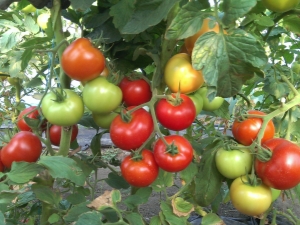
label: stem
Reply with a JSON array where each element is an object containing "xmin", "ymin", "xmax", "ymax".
[
  {"xmin": 40, "ymin": 202, "xmax": 54, "ymax": 225},
  {"xmin": 285, "ymin": 110, "xmax": 292, "ymax": 140},
  {"xmin": 56, "ymin": 126, "xmax": 72, "ymax": 156}
]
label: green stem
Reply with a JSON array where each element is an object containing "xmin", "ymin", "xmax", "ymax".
[
  {"xmin": 40, "ymin": 202, "xmax": 54, "ymax": 225},
  {"xmin": 285, "ymin": 110, "xmax": 292, "ymax": 140},
  {"xmin": 56, "ymin": 126, "xmax": 72, "ymax": 156}
]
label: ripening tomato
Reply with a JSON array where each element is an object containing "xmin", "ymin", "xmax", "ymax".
[
  {"xmin": 255, "ymin": 138, "xmax": 300, "ymax": 190},
  {"xmin": 232, "ymin": 110, "xmax": 275, "ymax": 146},
  {"xmin": 153, "ymin": 135, "xmax": 193, "ymax": 172},
  {"xmin": 110, "ymin": 107, "xmax": 154, "ymax": 151},
  {"xmin": 230, "ymin": 175, "xmax": 272, "ymax": 216},
  {"xmin": 215, "ymin": 145, "xmax": 252, "ymax": 179},
  {"xmin": 155, "ymin": 94, "xmax": 196, "ymax": 131},
  {"xmin": 262, "ymin": 0, "xmax": 300, "ymax": 13},
  {"xmin": 196, "ymin": 87, "xmax": 224, "ymax": 111},
  {"xmin": 164, "ymin": 53, "xmax": 204, "ymax": 94},
  {"xmin": 17, "ymin": 106, "xmax": 44, "ymax": 132},
  {"xmin": 1, "ymin": 131, "xmax": 43, "ymax": 168},
  {"xmin": 121, "ymin": 149, "xmax": 159, "ymax": 187},
  {"xmin": 185, "ymin": 18, "xmax": 221, "ymax": 55},
  {"xmin": 49, "ymin": 124, "xmax": 78, "ymax": 146},
  {"xmin": 119, "ymin": 77, "xmax": 152, "ymax": 106},
  {"xmin": 61, "ymin": 38, "xmax": 106, "ymax": 82}
]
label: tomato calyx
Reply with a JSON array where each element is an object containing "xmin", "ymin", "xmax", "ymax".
[
  {"xmin": 120, "ymin": 108, "xmax": 133, "ymax": 123},
  {"xmin": 241, "ymin": 173, "xmax": 262, "ymax": 187},
  {"xmin": 166, "ymin": 141, "xmax": 179, "ymax": 155},
  {"xmin": 166, "ymin": 93, "xmax": 183, "ymax": 106},
  {"xmin": 130, "ymin": 150, "xmax": 143, "ymax": 161},
  {"xmin": 50, "ymin": 88, "xmax": 68, "ymax": 103},
  {"xmin": 256, "ymin": 146, "xmax": 272, "ymax": 162}
]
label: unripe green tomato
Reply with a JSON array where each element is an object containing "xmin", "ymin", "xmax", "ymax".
[
  {"xmin": 92, "ymin": 111, "xmax": 119, "ymax": 129},
  {"xmin": 292, "ymin": 62, "xmax": 300, "ymax": 74},
  {"xmin": 271, "ymin": 188, "xmax": 281, "ymax": 202},
  {"xmin": 196, "ymin": 87, "xmax": 224, "ymax": 111},
  {"xmin": 187, "ymin": 93, "xmax": 203, "ymax": 115},
  {"xmin": 262, "ymin": 0, "xmax": 300, "ymax": 13},
  {"xmin": 21, "ymin": 4, "xmax": 36, "ymax": 13},
  {"xmin": 37, "ymin": 13, "xmax": 51, "ymax": 30}
]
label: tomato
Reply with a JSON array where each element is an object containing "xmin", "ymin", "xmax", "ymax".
[
  {"xmin": 232, "ymin": 110, "xmax": 275, "ymax": 146},
  {"xmin": 262, "ymin": 0, "xmax": 300, "ymax": 13},
  {"xmin": 185, "ymin": 18, "xmax": 221, "ymax": 55},
  {"xmin": 17, "ymin": 106, "xmax": 44, "ymax": 132},
  {"xmin": 196, "ymin": 87, "xmax": 224, "ymax": 111},
  {"xmin": 271, "ymin": 188, "xmax": 281, "ymax": 202},
  {"xmin": 119, "ymin": 77, "xmax": 152, "ymax": 106},
  {"xmin": 21, "ymin": 4, "xmax": 36, "ymax": 13},
  {"xmin": 61, "ymin": 38, "xmax": 106, "ymax": 82},
  {"xmin": 83, "ymin": 77, "xmax": 122, "ymax": 114},
  {"xmin": 292, "ymin": 62, "xmax": 300, "ymax": 74},
  {"xmin": 121, "ymin": 150, "xmax": 159, "ymax": 187},
  {"xmin": 230, "ymin": 176, "xmax": 272, "ymax": 216},
  {"xmin": 156, "ymin": 94, "xmax": 196, "ymax": 131},
  {"xmin": 92, "ymin": 111, "xmax": 118, "ymax": 129},
  {"xmin": 100, "ymin": 67, "xmax": 109, "ymax": 77},
  {"xmin": 49, "ymin": 124, "xmax": 78, "ymax": 146},
  {"xmin": 255, "ymin": 138, "xmax": 300, "ymax": 190},
  {"xmin": 110, "ymin": 107, "xmax": 154, "ymax": 151},
  {"xmin": 37, "ymin": 13, "xmax": 50, "ymax": 30},
  {"xmin": 215, "ymin": 145, "xmax": 252, "ymax": 179},
  {"xmin": 0, "ymin": 151, "xmax": 4, "ymax": 172},
  {"xmin": 187, "ymin": 92, "xmax": 203, "ymax": 115},
  {"xmin": 1, "ymin": 131, "xmax": 42, "ymax": 169},
  {"xmin": 41, "ymin": 89, "xmax": 84, "ymax": 126},
  {"xmin": 153, "ymin": 135, "xmax": 193, "ymax": 172},
  {"xmin": 164, "ymin": 53, "xmax": 204, "ymax": 94}
]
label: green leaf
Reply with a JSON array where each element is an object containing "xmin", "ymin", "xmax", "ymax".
[
  {"xmin": 14, "ymin": 191, "xmax": 36, "ymax": 207},
  {"xmin": 160, "ymin": 201, "xmax": 188, "ymax": 225},
  {"xmin": 179, "ymin": 162, "xmax": 198, "ymax": 184},
  {"xmin": 91, "ymin": 131, "xmax": 108, "ymax": 156},
  {"xmin": 24, "ymin": 77, "xmax": 44, "ymax": 88},
  {"xmin": 149, "ymin": 216, "xmax": 161, "ymax": 225},
  {"xmin": 21, "ymin": 48, "xmax": 33, "ymax": 71},
  {"xmin": 38, "ymin": 156, "xmax": 86, "ymax": 186},
  {"xmin": 222, "ymin": 0, "xmax": 257, "ymax": 26},
  {"xmin": 31, "ymin": 184, "xmax": 61, "ymax": 206},
  {"xmin": 254, "ymin": 15, "xmax": 274, "ymax": 27},
  {"xmin": 165, "ymin": 1, "xmax": 210, "ymax": 40},
  {"xmin": 192, "ymin": 29, "xmax": 267, "ymax": 97},
  {"xmin": 7, "ymin": 162, "xmax": 43, "ymax": 184},
  {"xmin": 0, "ymin": 191, "xmax": 19, "ymax": 212},
  {"xmin": 24, "ymin": 15, "xmax": 39, "ymax": 34},
  {"xmin": 66, "ymin": 193, "xmax": 86, "ymax": 205},
  {"xmin": 202, "ymin": 213, "xmax": 223, "ymax": 225},
  {"xmin": 75, "ymin": 211, "xmax": 103, "ymax": 225},
  {"xmin": 111, "ymin": 189, "xmax": 122, "ymax": 205},
  {"xmin": 19, "ymin": 37, "xmax": 51, "ymax": 48},
  {"xmin": 105, "ymin": 172, "xmax": 130, "ymax": 189},
  {"xmin": 283, "ymin": 15, "xmax": 300, "ymax": 35},
  {"xmin": 78, "ymin": 113, "xmax": 99, "ymax": 130},
  {"xmin": 151, "ymin": 169, "xmax": 174, "ymax": 192},
  {"xmin": 84, "ymin": 10, "xmax": 111, "ymax": 29},
  {"xmin": 110, "ymin": 0, "xmax": 179, "ymax": 34},
  {"xmin": 125, "ymin": 212, "xmax": 145, "ymax": 225},
  {"xmin": 123, "ymin": 187, "xmax": 152, "ymax": 210},
  {"xmin": 172, "ymin": 197, "xmax": 194, "ymax": 217},
  {"xmin": 0, "ymin": 211, "xmax": 5, "ymax": 224},
  {"xmin": 263, "ymin": 74, "xmax": 289, "ymax": 98},
  {"xmin": 48, "ymin": 213, "xmax": 61, "ymax": 224},
  {"xmin": 63, "ymin": 201, "xmax": 92, "ymax": 223},
  {"xmin": 62, "ymin": 8, "xmax": 82, "ymax": 24},
  {"xmin": 0, "ymin": 28, "xmax": 23, "ymax": 53},
  {"xmin": 70, "ymin": 0, "xmax": 95, "ymax": 11}
]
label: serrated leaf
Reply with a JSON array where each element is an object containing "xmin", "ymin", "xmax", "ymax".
[
  {"xmin": 0, "ymin": 28, "xmax": 23, "ymax": 53},
  {"xmin": 160, "ymin": 201, "xmax": 188, "ymax": 225},
  {"xmin": 21, "ymin": 48, "xmax": 33, "ymax": 71},
  {"xmin": 151, "ymin": 169, "xmax": 173, "ymax": 192},
  {"xmin": 7, "ymin": 162, "xmax": 43, "ymax": 184},
  {"xmin": 165, "ymin": 1, "xmax": 210, "ymax": 40},
  {"xmin": 31, "ymin": 183, "xmax": 61, "ymax": 206},
  {"xmin": 125, "ymin": 212, "xmax": 145, "ymax": 225},
  {"xmin": 192, "ymin": 29, "xmax": 267, "ymax": 97},
  {"xmin": 38, "ymin": 156, "xmax": 86, "ymax": 186},
  {"xmin": 75, "ymin": 211, "xmax": 103, "ymax": 225},
  {"xmin": 222, "ymin": 0, "xmax": 257, "ymax": 26},
  {"xmin": 24, "ymin": 15, "xmax": 39, "ymax": 34},
  {"xmin": 171, "ymin": 197, "xmax": 194, "ymax": 217},
  {"xmin": 263, "ymin": 75, "xmax": 289, "ymax": 98},
  {"xmin": 70, "ymin": 0, "xmax": 95, "ymax": 11},
  {"xmin": 123, "ymin": 187, "xmax": 152, "ymax": 209},
  {"xmin": 110, "ymin": 0, "xmax": 179, "ymax": 34},
  {"xmin": 24, "ymin": 77, "xmax": 44, "ymax": 88}
]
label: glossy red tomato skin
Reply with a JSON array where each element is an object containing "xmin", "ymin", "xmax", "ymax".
[
  {"xmin": 153, "ymin": 135, "xmax": 193, "ymax": 172},
  {"xmin": 232, "ymin": 110, "xmax": 275, "ymax": 146},
  {"xmin": 255, "ymin": 138, "xmax": 300, "ymax": 190},
  {"xmin": 155, "ymin": 94, "xmax": 196, "ymax": 131},
  {"xmin": 1, "ymin": 131, "xmax": 43, "ymax": 168},
  {"xmin": 119, "ymin": 77, "xmax": 152, "ymax": 106},
  {"xmin": 0, "ymin": 150, "xmax": 4, "ymax": 172},
  {"xmin": 49, "ymin": 124, "xmax": 79, "ymax": 146},
  {"xmin": 61, "ymin": 38, "xmax": 105, "ymax": 82},
  {"xmin": 17, "ymin": 106, "xmax": 40, "ymax": 131},
  {"xmin": 121, "ymin": 149, "xmax": 159, "ymax": 187},
  {"xmin": 110, "ymin": 107, "xmax": 154, "ymax": 151}
]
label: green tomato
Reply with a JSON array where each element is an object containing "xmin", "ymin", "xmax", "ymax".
[
  {"xmin": 196, "ymin": 87, "xmax": 224, "ymax": 111},
  {"xmin": 271, "ymin": 188, "xmax": 281, "ymax": 202},
  {"xmin": 21, "ymin": 4, "xmax": 36, "ymax": 13},
  {"xmin": 292, "ymin": 62, "xmax": 300, "ymax": 74},
  {"xmin": 83, "ymin": 77, "xmax": 122, "ymax": 114},
  {"xmin": 92, "ymin": 111, "xmax": 119, "ymax": 129},
  {"xmin": 41, "ymin": 89, "xmax": 84, "ymax": 126},
  {"xmin": 188, "ymin": 93, "xmax": 203, "ymax": 115},
  {"xmin": 262, "ymin": 0, "xmax": 300, "ymax": 13},
  {"xmin": 215, "ymin": 145, "xmax": 252, "ymax": 179}
]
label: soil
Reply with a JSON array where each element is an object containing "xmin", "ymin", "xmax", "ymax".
[{"xmin": 76, "ymin": 126, "xmax": 300, "ymax": 225}]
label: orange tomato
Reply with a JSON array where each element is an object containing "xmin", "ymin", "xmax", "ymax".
[
  {"xmin": 164, "ymin": 53, "xmax": 204, "ymax": 94},
  {"xmin": 100, "ymin": 67, "xmax": 109, "ymax": 77}
]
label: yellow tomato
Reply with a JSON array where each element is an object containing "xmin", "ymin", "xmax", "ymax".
[{"xmin": 262, "ymin": 0, "xmax": 300, "ymax": 12}]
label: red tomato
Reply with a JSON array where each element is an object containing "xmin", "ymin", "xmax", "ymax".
[
  {"xmin": 153, "ymin": 135, "xmax": 193, "ymax": 172},
  {"xmin": 255, "ymin": 138, "xmax": 300, "ymax": 190},
  {"xmin": 110, "ymin": 107, "xmax": 154, "ymax": 151},
  {"xmin": 155, "ymin": 94, "xmax": 196, "ymax": 131},
  {"xmin": 49, "ymin": 124, "xmax": 79, "ymax": 146},
  {"xmin": 0, "ymin": 150, "xmax": 4, "ymax": 172},
  {"xmin": 119, "ymin": 77, "xmax": 152, "ymax": 106},
  {"xmin": 232, "ymin": 110, "xmax": 275, "ymax": 146},
  {"xmin": 1, "ymin": 131, "xmax": 42, "ymax": 168},
  {"xmin": 61, "ymin": 38, "xmax": 106, "ymax": 82},
  {"xmin": 121, "ymin": 149, "xmax": 159, "ymax": 187},
  {"xmin": 17, "ymin": 106, "xmax": 44, "ymax": 132}
]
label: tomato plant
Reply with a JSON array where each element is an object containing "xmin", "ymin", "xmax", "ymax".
[
  {"xmin": 232, "ymin": 110, "xmax": 275, "ymax": 146},
  {"xmin": 61, "ymin": 38, "xmax": 106, "ymax": 82},
  {"xmin": 255, "ymin": 138, "xmax": 300, "ymax": 190},
  {"xmin": 230, "ymin": 176, "xmax": 272, "ymax": 216},
  {"xmin": 83, "ymin": 77, "xmax": 122, "ymax": 114},
  {"xmin": 215, "ymin": 145, "xmax": 252, "ymax": 179},
  {"xmin": 119, "ymin": 77, "xmax": 152, "ymax": 106},
  {"xmin": 164, "ymin": 53, "xmax": 204, "ymax": 94},
  {"xmin": 262, "ymin": 0, "xmax": 300, "ymax": 12},
  {"xmin": 196, "ymin": 87, "xmax": 224, "ymax": 111},
  {"xmin": 153, "ymin": 135, "xmax": 193, "ymax": 172},
  {"xmin": 92, "ymin": 111, "xmax": 119, "ymax": 129},
  {"xmin": 1, "ymin": 131, "xmax": 42, "ymax": 168},
  {"xmin": 121, "ymin": 149, "xmax": 159, "ymax": 187},
  {"xmin": 110, "ymin": 107, "xmax": 154, "ymax": 151},
  {"xmin": 17, "ymin": 106, "xmax": 43, "ymax": 132},
  {"xmin": 49, "ymin": 124, "xmax": 78, "ymax": 146},
  {"xmin": 41, "ymin": 89, "xmax": 84, "ymax": 126}
]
